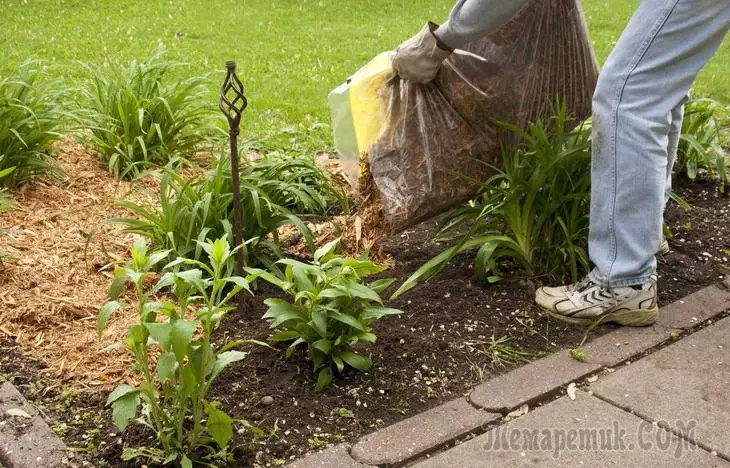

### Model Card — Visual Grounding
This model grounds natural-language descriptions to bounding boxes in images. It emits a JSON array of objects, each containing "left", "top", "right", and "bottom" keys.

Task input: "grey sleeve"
[{"left": 435, "top": 0, "right": 531, "bottom": 49}]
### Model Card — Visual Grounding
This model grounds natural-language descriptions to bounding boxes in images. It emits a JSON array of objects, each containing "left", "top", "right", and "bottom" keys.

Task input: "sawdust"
[
  {"left": 280, "top": 171, "right": 394, "bottom": 268},
  {"left": 0, "top": 139, "right": 145, "bottom": 389}
]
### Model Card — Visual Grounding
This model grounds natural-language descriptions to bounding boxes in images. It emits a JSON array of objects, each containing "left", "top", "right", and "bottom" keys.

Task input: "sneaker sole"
[{"left": 545, "top": 306, "right": 658, "bottom": 327}]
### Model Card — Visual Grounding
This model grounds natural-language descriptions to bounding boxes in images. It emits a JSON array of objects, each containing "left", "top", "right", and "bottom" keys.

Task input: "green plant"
[
  {"left": 98, "top": 237, "right": 263, "bottom": 466},
  {"left": 78, "top": 47, "right": 217, "bottom": 179},
  {"left": 247, "top": 239, "right": 402, "bottom": 392},
  {"left": 676, "top": 98, "right": 728, "bottom": 191},
  {"left": 569, "top": 347, "right": 589, "bottom": 362},
  {"left": 0, "top": 160, "right": 13, "bottom": 261},
  {"left": 110, "top": 150, "right": 343, "bottom": 272},
  {"left": 393, "top": 104, "right": 592, "bottom": 298},
  {"left": 0, "top": 60, "right": 66, "bottom": 187}
]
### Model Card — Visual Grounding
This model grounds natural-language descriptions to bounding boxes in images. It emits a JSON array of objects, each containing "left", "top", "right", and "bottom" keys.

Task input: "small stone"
[
  {"left": 261, "top": 396, "right": 274, "bottom": 406},
  {"left": 5, "top": 408, "right": 32, "bottom": 419}
]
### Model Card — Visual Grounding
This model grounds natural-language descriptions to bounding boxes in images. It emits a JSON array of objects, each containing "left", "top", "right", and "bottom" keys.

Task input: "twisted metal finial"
[{"left": 219, "top": 61, "right": 248, "bottom": 312}]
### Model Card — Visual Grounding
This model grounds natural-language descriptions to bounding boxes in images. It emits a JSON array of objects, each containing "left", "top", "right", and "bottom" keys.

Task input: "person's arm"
[
  {"left": 392, "top": 0, "right": 529, "bottom": 83},
  {"left": 436, "top": 0, "right": 529, "bottom": 49}
]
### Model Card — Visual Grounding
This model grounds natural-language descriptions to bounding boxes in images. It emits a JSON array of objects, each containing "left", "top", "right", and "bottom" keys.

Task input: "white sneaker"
[
  {"left": 535, "top": 276, "right": 658, "bottom": 326},
  {"left": 657, "top": 239, "right": 670, "bottom": 256}
]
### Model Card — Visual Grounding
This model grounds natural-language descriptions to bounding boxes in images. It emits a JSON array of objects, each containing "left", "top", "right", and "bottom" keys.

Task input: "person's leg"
[
  {"left": 536, "top": 0, "right": 729, "bottom": 325},
  {"left": 589, "top": 0, "right": 728, "bottom": 287}
]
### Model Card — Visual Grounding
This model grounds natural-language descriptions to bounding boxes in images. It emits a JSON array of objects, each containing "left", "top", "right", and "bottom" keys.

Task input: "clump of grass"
[
  {"left": 676, "top": 97, "right": 728, "bottom": 191},
  {"left": 0, "top": 60, "right": 66, "bottom": 187},
  {"left": 393, "top": 103, "right": 592, "bottom": 298},
  {"left": 465, "top": 335, "right": 530, "bottom": 369},
  {"left": 77, "top": 48, "right": 218, "bottom": 179},
  {"left": 110, "top": 150, "right": 345, "bottom": 271}
]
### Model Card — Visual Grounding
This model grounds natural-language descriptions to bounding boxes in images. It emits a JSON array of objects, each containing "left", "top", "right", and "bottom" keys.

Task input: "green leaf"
[
  {"left": 344, "top": 281, "right": 383, "bottom": 303},
  {"left": 106, "top": 383, "right": 137, "bottom": 405},
  {"left": 181, "top": 454, "right": 193, "bottom": 468},
  {"left": 156, "top": 352, "right": 177, "bottom": 381},
  {"left": 311, "top": 308, "right": 328, "bottom": 337},
  {"left": 174, "top": 269, "right": 207, "bottom": 294},
  {"left": 245, "top": 267, "right": 286, "bottom": 289},
  {"left": 110, "top": 390, "right": 140, "bottom": 431},
  {"left": 144, "top": 322, "right": 172, "bottom": 349},
  {"left": 315, "top": 367, "right": 333, "bottom": 393},
  {"left": 340, "top": 350, "right": 372, "bottom": 371},
  {"left": 314, "top": 238, "right": 340, "bottom": 263},
  {"left": 170, "top": 319, "right": 197, "bottom": 362},
  {"left": 330, "top": 311, "right": 366, "bottom": 331},
  {"left": 361, "top": 307, "right": 402, "bottom": 321},
  {"left": 205, "top": 403, "right": 234, "bottom": 448},
  {"left": 358, "top": 332, "right": 377, "bottom": 343},
  {"left": 286, "top": 337, "right": 306, "bottom": 359},
  {"left": 269, "top": 330, "right": 300, "bottom": 342},
  {"left": 311, "top": 339, "right": 332, "bottom": 355},
  {"left": 211, "top": 350, "right": 247, "bottom": 379},
  {"left": 107, "top": 271, "right": 129, "bottom": 300},
  {"left": 368, "top": 278, "right": 396, "bottom": 294},
  {"left": 98, "top": 301, "right": 123, "bottom": 338},
  {"left": 262, "top": 299, "right": 304, "bottom": 328},
  {"left": 333, "top": 354, "right": 345, "bottom": 373}
]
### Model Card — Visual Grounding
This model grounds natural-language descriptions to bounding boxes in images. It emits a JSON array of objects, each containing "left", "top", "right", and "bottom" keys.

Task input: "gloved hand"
[{"left": 392, "top": 22, "right": 453, "bottom": 84}]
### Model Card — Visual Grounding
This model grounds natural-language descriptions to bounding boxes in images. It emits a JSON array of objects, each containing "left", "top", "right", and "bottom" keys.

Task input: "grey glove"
[{"left": 392, "top": 22, "right": 453, "bottom": 84}]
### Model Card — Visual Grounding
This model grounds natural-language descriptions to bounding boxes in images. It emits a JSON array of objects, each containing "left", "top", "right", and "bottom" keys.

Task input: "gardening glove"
[{"left": 392, "top": 22, "right": 453, "bottom": 84}]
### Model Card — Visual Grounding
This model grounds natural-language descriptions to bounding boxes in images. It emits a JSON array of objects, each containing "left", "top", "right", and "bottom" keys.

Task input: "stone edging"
[{"left": 0, "top": 381, "right": 66, "bottom": 468}]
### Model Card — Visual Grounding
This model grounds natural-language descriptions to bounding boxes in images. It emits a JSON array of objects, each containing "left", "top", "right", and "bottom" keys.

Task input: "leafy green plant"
[
  {"left": 247, "top": 239, "right": 402, "bottom": 392},
  {"left": 98, "top": 237, "right": 263, "bottom": 466},
  {"left": 569, "top": 347, "right": 589, "bottom": 362},
  {"left": 393, "top": 104, "right": 592, "bottom": 298},
  {"left": 676, "top": 98, "right": 728, "bottom": 191},
  {"left": 78, "top": 48, "right": 217, "bottom": 179},
  {"left": 0, "top": 60, "right": 66, "bottom": 187},
  {"left": 111, "top": 150, "right": 343, "bottom": 272}
]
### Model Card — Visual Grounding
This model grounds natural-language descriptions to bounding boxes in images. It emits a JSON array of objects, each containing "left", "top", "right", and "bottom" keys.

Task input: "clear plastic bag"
[{"left": 329, "top": 0, "right": 599, "bottom": 232}]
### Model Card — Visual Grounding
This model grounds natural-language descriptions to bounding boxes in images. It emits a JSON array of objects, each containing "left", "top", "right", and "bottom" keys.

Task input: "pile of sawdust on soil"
[
  {"left": 0, "top": 139, "right": 147, "bottom": 390},
  {"left": 280, "top": 167, "right": 394, "bottom": 268}
]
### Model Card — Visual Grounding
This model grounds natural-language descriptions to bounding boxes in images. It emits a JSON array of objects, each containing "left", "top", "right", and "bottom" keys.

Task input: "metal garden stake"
[{"left": 219, "top": 61, "right": 248, "bottom": 312}]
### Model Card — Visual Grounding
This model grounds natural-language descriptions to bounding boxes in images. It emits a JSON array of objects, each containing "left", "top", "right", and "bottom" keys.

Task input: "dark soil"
[{"left": 1, "top": 178, "right": 728, "bottom": 468}]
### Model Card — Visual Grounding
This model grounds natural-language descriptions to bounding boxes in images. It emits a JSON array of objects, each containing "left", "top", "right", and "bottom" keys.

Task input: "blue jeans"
[{"left": 588, "top": 0, "right": 729, "bottom": 287}]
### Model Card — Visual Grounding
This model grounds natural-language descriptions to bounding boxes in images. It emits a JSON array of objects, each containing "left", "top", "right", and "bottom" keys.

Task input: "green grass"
[{"left": 1, "top": 0, "right": 728, "bottom": 153}]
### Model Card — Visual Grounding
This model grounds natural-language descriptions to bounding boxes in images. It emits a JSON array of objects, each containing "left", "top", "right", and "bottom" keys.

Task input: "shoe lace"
[{"left": 569, "top": 277, "right": 595, "bottom": 294}]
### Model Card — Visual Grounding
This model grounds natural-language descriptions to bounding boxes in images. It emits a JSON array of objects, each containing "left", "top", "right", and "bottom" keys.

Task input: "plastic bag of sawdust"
[{"left": 328, "top": 0, "right": 599, "bottom": 233}]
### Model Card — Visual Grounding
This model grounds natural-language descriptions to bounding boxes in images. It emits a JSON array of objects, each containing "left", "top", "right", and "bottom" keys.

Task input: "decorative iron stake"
[{"left": 219, "top": 61, "right": 248, "bottom": 312}]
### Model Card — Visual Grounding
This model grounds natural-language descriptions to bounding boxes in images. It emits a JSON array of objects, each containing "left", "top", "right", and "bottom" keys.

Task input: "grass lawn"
[{"left": 1, "top": 0, "right": 728, "bottom": 153}]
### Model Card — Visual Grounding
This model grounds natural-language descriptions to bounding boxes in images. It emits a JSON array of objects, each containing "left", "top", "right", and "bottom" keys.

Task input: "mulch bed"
[{"left": 1, "top": 152, "right": 728, "bottom": 467}]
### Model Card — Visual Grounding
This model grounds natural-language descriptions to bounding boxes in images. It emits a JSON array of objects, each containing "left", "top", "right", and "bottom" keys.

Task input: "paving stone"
[
  {"left": 414, "top": 391, "right": 728, "bottom": 467},
  {"left": 350, "top": 398, "right": 499, "bottom": 466},
  {"left": 469, "top": 350, "right": 600, "bottom": 412},
  {"left": 580, "top": 324, "right": 675, "bottom": 367},
  {"left": 656, "top": 284, "right": 730, "bottom": 330},
  {"left": 285, "top": 444, "right": 371, "bottom": 468},
  {"left": 0, "top": 382, "right": 66, "bottom": 468},
  {"left": 592, "top": 316, "right": 730, "bottom": 459}
]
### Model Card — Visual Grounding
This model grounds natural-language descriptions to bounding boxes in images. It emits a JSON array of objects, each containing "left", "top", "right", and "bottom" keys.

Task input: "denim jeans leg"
[
  {"left": 588, "top": 0, "right": 730, "bottom": 288},
  {"left": 664, "top": 95, "right": 688, "bottom": 206}
]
